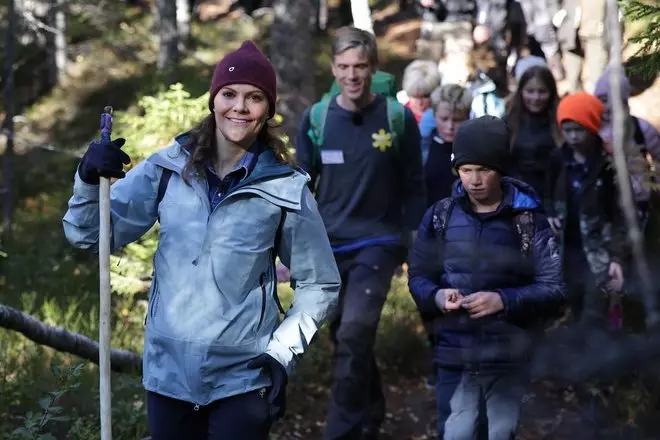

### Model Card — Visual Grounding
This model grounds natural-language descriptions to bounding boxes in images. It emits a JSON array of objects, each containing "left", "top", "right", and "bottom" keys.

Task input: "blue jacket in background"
[
  {"left": 408, "top": 177, "right": 566, "bottom": 372},
  {"left": 63, "top": 137, "right": 341, "bottom": 405}
]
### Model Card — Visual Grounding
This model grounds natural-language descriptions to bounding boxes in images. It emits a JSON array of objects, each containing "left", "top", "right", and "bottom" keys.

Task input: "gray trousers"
[{"left": 436, "top": 369, "right": 528, "bottom": 440}]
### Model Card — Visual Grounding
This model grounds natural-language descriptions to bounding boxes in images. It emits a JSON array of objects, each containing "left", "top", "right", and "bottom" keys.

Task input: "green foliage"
[
  {"left": 114, "top": 83, "right": 210, "bottom": 162},
  {"left": 108, "top": 83, "right": 209, "bottom": 298},
  {"left": 6, "top": 363, "right": 84, "bottom": 440},
  {"left": 623, "top": 0, "right": 660, "bottom": 79}
]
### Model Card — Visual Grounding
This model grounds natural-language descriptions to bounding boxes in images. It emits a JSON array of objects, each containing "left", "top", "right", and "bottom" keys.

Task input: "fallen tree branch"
[{"left": 0, "top": 303, "right": 142, "bottom": 374}]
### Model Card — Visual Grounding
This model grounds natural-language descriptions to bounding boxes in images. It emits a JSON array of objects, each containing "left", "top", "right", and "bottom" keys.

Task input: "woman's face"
[
  {"left": 521, "top": 77, "right": 551, "bottom": 114},
  {"left": 213, "top": 84, "right": 269, "bottom": 147}
]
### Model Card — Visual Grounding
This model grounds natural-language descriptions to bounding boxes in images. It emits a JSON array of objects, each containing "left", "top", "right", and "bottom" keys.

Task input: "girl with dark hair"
[
  {"left": 505, "top": 64, "right": 562, "bottom": 204},
  {"left": 63, "top": 41, "right": 340, "bottom": 440}
]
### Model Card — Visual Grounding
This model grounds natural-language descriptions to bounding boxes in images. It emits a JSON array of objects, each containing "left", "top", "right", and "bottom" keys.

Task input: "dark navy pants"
[
  {"left": 147, "top": 389, "right": 272, "bottom": 440},
  {"left": 324, "top": 245, "right": 403, "bottom": 440}
]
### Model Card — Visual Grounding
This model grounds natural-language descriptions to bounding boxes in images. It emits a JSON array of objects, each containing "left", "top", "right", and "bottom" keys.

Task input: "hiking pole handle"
[{"left": 98, "top": 105, "right": 113, "bottom": 440}]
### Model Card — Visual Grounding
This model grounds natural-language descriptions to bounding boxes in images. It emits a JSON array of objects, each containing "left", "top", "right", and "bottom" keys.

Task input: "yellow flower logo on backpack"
[{"left": 372, "top": 129, "right": 393, "bottom": 152}]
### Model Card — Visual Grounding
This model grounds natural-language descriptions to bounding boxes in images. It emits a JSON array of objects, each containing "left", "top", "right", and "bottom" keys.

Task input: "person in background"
[
  {"left": 422, "top": 83, "right": 473, "bottom": 207},
  {"left": 516, "top": 0, "right": 565, "bottom": 81},
  {"left": 555, "top": 0, "right": 612, "bottom": 94},
  {"left": 63, "top": 41, "right": 340, "bottom": 440},
  {"left": 547, "top": 92, "right": 627, "bottom": 327},
  {"left": 295, "top": 27, "right": 426, "bottom": 440},
  {"left": 414, "top": 0, "right": 477, "bottom": 84},
  {"left": 595, "top": 64, "right": 660, "bottom": 328},
  {"left": 468, "top": 44, "right": 510, "bottom": 118},
  {"left": 504, "top": 61, "right": 562, "bottom": 204},
  {"left": 409, "top": 115, "right": 566, "bottom": 439},
  {"left": 594, "top": 64, "right": 660, "bottom": 223},
  {"left": 397, "top": 59, "right": 442, "bottom": 125}
]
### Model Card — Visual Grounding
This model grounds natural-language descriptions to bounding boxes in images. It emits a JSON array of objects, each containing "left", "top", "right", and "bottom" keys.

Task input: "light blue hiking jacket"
[{"left": 63, "top": 137, "right": 341, "bottom": 405}]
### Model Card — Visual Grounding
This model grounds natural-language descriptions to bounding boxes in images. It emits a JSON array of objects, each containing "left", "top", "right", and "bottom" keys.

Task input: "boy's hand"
[
  {"left": 435, "top": 289, "right": 462, "bottom": 312},
  {"left": 607, "top": 261, "right": 624, "bottom": 292},
  {"left": 547, "top": 217, "right": 562, "bottom": 235},
  {"left": 473, "top": 25, "right": 489, "bottom": 44},
  {"left": 462, "top": 291, "right": 503, "bottom": 319}
]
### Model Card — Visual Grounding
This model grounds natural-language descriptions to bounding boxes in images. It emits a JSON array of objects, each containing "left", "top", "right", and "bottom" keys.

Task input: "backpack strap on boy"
[
  {"left": 431, "top": 197, "right": 535, "bottom": 259},
  {"left": 513, "top": 211, "right": 535, "bottom": 259}
]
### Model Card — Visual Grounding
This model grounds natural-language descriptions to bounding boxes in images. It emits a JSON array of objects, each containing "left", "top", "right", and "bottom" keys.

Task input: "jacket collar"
[{"left": 147, "top": 134, "right": 308, "bottom": 209}]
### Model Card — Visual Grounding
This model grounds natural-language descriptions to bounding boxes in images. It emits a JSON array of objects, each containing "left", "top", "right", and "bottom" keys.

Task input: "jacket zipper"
[{"left": 257, "top": 273, "right": 267, "bottom": 330}]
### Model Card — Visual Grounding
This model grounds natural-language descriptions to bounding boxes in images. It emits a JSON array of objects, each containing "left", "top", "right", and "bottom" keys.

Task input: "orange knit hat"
[{"left": 556, "top": 93, "right": 605, "bottom": 135}]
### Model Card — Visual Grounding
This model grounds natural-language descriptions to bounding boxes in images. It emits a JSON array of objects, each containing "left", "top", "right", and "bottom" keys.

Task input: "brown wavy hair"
[
  {"left": 181, "top": 114, "right": 295, "bottom": 182},
  {"left": 505, "top": 65, "right": 562, "bottom": 149}
]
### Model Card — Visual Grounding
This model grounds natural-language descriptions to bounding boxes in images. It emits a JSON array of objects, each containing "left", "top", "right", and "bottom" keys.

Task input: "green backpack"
[{"left": 307, "top": 70, "right": 406, "bottom": 166}]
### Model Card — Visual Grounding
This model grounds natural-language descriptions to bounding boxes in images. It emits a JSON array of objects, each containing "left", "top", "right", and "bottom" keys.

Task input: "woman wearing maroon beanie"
[{"left": 63, "top": 41, "right": 340, "bottom": 439}]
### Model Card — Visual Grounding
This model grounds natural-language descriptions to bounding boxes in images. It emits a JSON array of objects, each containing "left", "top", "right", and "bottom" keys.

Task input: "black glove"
[
  {"left": 247, "top": 353, "right": 288, "bottom": 420},
  {"left": 78, "top": 138, "right": 130, "bottom": 184}
]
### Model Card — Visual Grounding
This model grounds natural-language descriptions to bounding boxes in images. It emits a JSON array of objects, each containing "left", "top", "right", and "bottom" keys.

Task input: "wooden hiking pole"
[{"left": 99, "top": 105, "right": 113, "bottom": 440}]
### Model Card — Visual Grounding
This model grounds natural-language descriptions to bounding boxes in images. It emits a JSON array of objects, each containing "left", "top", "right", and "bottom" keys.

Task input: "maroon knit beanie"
[{"left": 208, "top": 40, "right": 277, "bottom": 118}]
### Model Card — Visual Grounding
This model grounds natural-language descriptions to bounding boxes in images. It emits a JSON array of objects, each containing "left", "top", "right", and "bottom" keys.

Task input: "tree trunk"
[
  {"left": 176, "top": 0, "right": 191, "bottom": 49},
  {"left": 2, "top": 0, "right": 16, "bottom": 236},
  {"left": 0, "top": 304, "right": 142, "bottom": 374},
  {"left": 155, "top": 0, "right": 180, "bottom": 73},
  {"left": 47, "top": 0, "right": 67, "bottom": 86},
  {"left": 317, "top": 0, "right": 328, "bottom": 31},
  {"left": 350, "top": 0, "right": 374, "bottom": 34},
  {"left": 270, "top": 0, "right": 315, "bottom": 142}
]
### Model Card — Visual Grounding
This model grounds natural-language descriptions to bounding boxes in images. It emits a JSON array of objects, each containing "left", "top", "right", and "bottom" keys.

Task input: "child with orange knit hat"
[{"left": 545, "top": 92, "right": 628, "bottom": 328}]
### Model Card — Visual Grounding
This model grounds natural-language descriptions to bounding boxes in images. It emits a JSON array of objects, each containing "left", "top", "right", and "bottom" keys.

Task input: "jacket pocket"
[{"left": 257, "top": 273, "right": 267, "bottom": 330}]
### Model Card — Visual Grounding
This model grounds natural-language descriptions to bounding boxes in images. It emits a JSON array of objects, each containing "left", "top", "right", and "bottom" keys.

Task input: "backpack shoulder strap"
[
  {"left": 386, "top": 97, "right": 406, "bottom": 152},
  {"left": 157, "top": 168, "right": 173, "bottom": 206},
  {"left": 307, "top": 100, "right": 331, "bottom": 168},
  {"left": 431, "top": 197, "right": 456, "bottom": 239},
  {"left": 514, "top": 211, "right": 535, "bottom": 258}
]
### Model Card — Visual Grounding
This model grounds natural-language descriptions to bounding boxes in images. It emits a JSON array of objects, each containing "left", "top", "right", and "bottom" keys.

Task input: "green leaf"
[
  {"left": 37, "top": 434, "right": 57, "bottom": 440},
  {"left": 39, "top": 396, "right": 52, "bottom": 410},
  {"left": 11, "top": 427, "right": 31, "bottom": 437},
  {"left": 50, "top": 391, "right": 65, "bottom": 400}
]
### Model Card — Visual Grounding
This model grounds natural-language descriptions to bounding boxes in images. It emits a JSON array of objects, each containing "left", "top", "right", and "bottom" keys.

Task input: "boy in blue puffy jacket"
[{"left": 408, "top": 115, "right": 566, "bottom": 439}]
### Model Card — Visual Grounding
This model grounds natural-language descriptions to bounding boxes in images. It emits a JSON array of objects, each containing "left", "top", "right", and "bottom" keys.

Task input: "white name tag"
[{"left": 321, "top": 150, "right": 345, "bottom": 165}]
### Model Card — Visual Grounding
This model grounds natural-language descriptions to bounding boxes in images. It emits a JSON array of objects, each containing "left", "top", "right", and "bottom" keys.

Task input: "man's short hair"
[{"left": 332, "top": 26, "right": 379, "bottom": 66}]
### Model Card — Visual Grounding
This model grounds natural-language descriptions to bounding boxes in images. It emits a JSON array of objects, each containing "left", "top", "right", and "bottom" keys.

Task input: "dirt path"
[{"left": 272, "top": 359, "right": 649, "bottom": 440}]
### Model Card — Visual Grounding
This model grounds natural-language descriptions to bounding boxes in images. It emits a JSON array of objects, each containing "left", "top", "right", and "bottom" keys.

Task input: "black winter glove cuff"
[{"left": 247, "top": 353, "right": 288, "bottom": 420}]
